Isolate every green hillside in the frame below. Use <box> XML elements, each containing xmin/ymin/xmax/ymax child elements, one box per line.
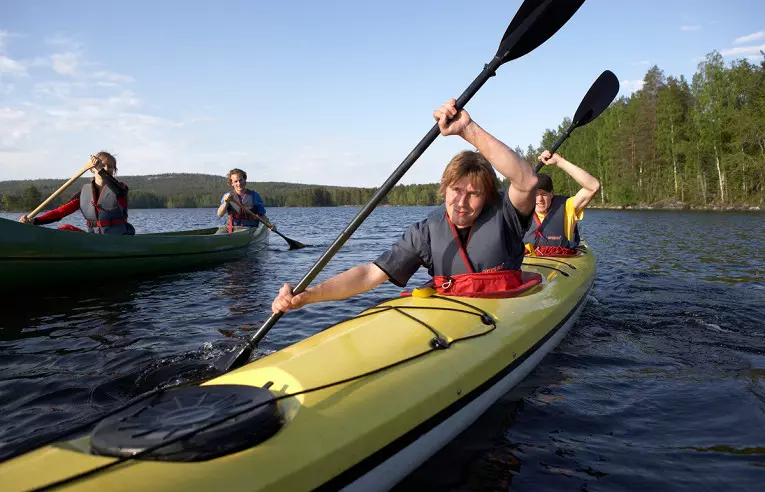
<box><xmin>0</xmin><ymin>174</ymin><xmax>441</xmax><ymax>211</ymax></box>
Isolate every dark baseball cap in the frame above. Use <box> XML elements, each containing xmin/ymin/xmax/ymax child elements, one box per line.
<box><xmin>537</xmin><ymin>173</ymin><xmax>554</xmax><ymax>193</ymax></box>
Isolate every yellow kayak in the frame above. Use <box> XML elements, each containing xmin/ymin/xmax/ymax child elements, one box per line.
<box><xmin>1</xmin><ymin>246</ymin><xmax>595</xmax><ymax>492</ymax></box>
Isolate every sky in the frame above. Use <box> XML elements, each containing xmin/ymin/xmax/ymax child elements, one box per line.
<box><xmin>1</xmin><ymin>0</ymin><xmax>764</xmax><ymax>186</ymax></box>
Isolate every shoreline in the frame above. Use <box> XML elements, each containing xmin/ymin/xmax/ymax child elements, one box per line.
<box><xmin>588</xmin><ymin>203</ymin><xmax>763</xmax><ymax>212</ymax></box>
<box><xmin>2</xmin><ymin>204</ymin><xmax>763</xmax><ymax>213</ymax></box>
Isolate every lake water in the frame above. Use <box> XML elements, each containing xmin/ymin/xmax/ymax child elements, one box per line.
<box><xmin>1</xmin><ymin>207</ymin><xmax>764</xmax><ymax>491</ymax></box>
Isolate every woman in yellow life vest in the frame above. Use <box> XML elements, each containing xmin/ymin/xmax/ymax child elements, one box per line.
<box><xmin>524</xmin><ymin>150</ymin><xmax>600</xmax><ymax>257</ymax></box>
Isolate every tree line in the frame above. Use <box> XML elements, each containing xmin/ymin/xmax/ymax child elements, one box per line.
<box><xmin>0</xmin><ymin>176</ymin><xmax>441</xmax><ymax>211</ymax></box>
<box><xmin>523</xmin><ymin>52</ymin><xmax>764</xmax><ymax>208</ymax></box>
<box><xmin>2</xmin><ymin>51</ymin><xmax>762</xmax><ymax>212</ymax></box>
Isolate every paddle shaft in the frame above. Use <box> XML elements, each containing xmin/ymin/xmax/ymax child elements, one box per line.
<box><xmin>27</xmin><ymin>163</ymin><xmax>93</xmax><ymax>219</ymax></box>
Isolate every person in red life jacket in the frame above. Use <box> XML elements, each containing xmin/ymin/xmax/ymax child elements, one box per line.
<box><xmin>216</xmin><ymin>168</ymin><xmax>273</xmax><ymax>232</ymax></box>
<box><xmin>18</xmin><ymin>152</ymin><xmax>134</xmax><ymax>235</ymax></box>
<box><xmin>271</xmin><ymin>98</ymin><xmax>538</xmax><ymax>314</ymax></box>
<box><xmin>523</xmin><ymin>150</ymin><xmax>600</xmax><ymax>257</ymax></box>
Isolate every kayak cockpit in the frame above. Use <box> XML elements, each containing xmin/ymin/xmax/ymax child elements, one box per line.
<box><xmin>89</xmin><ymin>385</ymin><xmax>282</xmax><ymax>461</ymax></box>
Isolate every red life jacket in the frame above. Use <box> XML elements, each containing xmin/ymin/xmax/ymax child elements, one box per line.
<box><xmin>432</xmin><ymin>213</ymin><xmax>540</xmax><ymax>298</ymax></box>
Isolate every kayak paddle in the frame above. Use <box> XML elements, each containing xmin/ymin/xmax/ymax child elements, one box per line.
<box><xmin>228</xmin><ymin>191</ymin><xmax>306</xmax><ymax>250</ymax></box>
<box><xmin>214</xmin><ymin>0</ymin><xmax>587</xmax><ymax>374</ymax></box>
<box><xmin>535</xmin><ymin>70</ymin><xmax>620</xmax><ymax>172</ymax></box>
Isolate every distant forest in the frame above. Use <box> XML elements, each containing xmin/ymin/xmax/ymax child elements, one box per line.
<box><xmin>2</xmin><ymin>52</ymin><xmax>763</xmax><ymax>212</ymax></box>
<box><xmin>0</xmin><ymin>174</ymin><xmax>438</xmax><ymax>211</ymax></box>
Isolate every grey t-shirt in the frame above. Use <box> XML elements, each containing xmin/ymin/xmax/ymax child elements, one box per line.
<box><xmin>374</xmin><ymin>192</ymin><xmax>531</xmax><ymax>287</ymax></box>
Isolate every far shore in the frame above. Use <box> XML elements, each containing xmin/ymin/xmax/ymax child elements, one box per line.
<box><xmin>587</xmin><ymin>203</ymin><xmax>762</xmax><ymax>212</ymax></box>
<box><xmin>2</xmin><ymin>203</ymin><xmax>763</xmax><ymax>214</ymax></box>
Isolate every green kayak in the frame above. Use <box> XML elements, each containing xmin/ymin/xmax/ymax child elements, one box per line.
<box><xmin>0</xmin><ymin>218</ymin><xmax>268</xmax><ymax>291</ymax></box>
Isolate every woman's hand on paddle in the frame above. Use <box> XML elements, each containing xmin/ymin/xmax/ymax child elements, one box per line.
<box><xmin>88</xmin><ymin>155</ymin><xmax>105</xmax><ymax>173</ymax></box>
<box><xmin>272</xmin><ymin>283</ymin><xmax>310</xmax><ymax>313</ymax></box>
<box><xmin>223</xmin><ymin>192</ymin><xmax>232</xmax><ymax>203</ymax></box>
<box><xmin>538</xmin><ymin>150</ymin><xmax>563</xmax><ymax>167</ymax></box>
<box><xmin>434</xmin><ymin>98</ymin><xmax>472</xmax><ymax>137</ymax></box>
<box><xmin>18</xmin><ymin>214</ymin><xmax>33</xmax><ymax>224</ymax></box>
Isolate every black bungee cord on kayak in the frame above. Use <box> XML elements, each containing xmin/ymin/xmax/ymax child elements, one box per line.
<box><xmin>355</xmin><ymin>295</ymin><xmax>496</xmax><ymax>349</ymax></box>
<box><xmin>31</xmin><ymin>297</ymin><xmax>497</xmax><ymax>491</ymax></box>
<box><xmin>526</xmin><ymin>256</ymin><xmax>578</xmax><ymax>270</ymax></box>
<box><xmin>521</xmin><ymin>262</ymin><xmax>570</xmax><ymax>277</ymax></box>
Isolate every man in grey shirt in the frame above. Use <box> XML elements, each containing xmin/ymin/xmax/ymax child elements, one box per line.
<box><xmin>272</xmin><ymin>98</ymin><xmax>538</xmax><ymax>313</ymax></box>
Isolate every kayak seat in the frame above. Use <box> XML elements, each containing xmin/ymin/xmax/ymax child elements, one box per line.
<box><xmin>90</xmin><ymin>384</ymin><xmax>282</xmax><ymax>461</ymax></box>
<box><xmin>401</xmin><ymin>271</ymin><xmax>543</xmax><ymax>298</ymax></box>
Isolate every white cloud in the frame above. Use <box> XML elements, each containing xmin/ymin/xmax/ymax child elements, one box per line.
<box><xmin>633</xmin><ymin>60</ymin><xmax>650</xmax><ymax>66</ymax></box>
<box><xmin>0</xmin><ymin>30</ymin><xmax>24</xmax><ymax>54</ymax></box>
<box><xmin>620</xmin><ymin>79</ymin><xmax>644</xmax><ymax>95</ymax></box>
<box><xmin>50</xmin><ymin>52</ymin><xmax>81</xmax><ymax>76</ymax></box>
<box><xmin>45</xmin><ymin>34</ymin><xmax>81</xmax><ymax>50</ymax></box>
<box><xmin>734</xmin><ymin>31</ymin><xmax>765</xmax><ymax>44</ymax></box>
<box><xmin>0</xmin><ymin>34</ymin><xmax>214</xmax><ymax>180</ymax></box>
<box><xmin>92</xmin><ymin>71</ymin><xmax>135</xmax><ymax>84</ymax></box>
<box><xmin>0</xmin><ymin>55</ymin><xmax>27</xmax><ymax>75</ymax></box>
<box><xmin>720</xmin><ymin>44</ymin><xmax>765</xmax><ymax>57</ymax></box>
<box><xmin>680</xmin><ymin>25</ymin><xmax>701</xmax><ymax>32</ymax></box>
<box><xmin>0</xmin><ymin>108</ymin><xmax>36</xmax><ymax>151</ymax></box>
<box><xmin>0</xmin><ymin>30</ymin><xmax>9</xmax><ymax>52</ymax></box>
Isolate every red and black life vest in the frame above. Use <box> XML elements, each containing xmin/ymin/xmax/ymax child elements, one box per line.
<box><xmin>79</xmin><ymin>182</ymin><xmax>130</xmax><ymax>235</ymax></box>
<box><xmin>228</xmin><ymin>191</ymin><xmax>262</xmax><ymax>231</ymax></box>
<box><xmin>523</xmin><ymin>195</ymin><xmax>580</xmax><ymax>257</ymax></box>
<box><xmin>429</xmin><ymin>210</ymin><xmax>536</xmax><ymax>298</ymax></box>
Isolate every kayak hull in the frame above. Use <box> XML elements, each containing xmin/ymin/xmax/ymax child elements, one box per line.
<box><xmin>338</xmin><ymin>289</ymin><xmax>588</xmax><ymax>491</ymax></box>
<box><xmin>0</xmin><ymin>246</ymin><xmax>595</xmax><ymax>492</ymax></box>
<box><xmin>0</xmin><ymin>218</ymin><xmax>268</xmax><ymax>291</ymax></box>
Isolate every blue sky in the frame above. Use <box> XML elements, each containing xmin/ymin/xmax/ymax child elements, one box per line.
<box><xmin>1</xmin><ymin>0</ymin><xmax>763</xmax><ymax>186</ymax></box>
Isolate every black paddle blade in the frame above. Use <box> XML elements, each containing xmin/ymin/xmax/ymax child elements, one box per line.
<box><xmin>284</xmin><ymin>236</ymin><xmax>306</xmax><ymax>250</ymax></box>
<box><xmin>213</xmin><ymin>344</ymin><xmax>253</xmax><ymax>374</ymax></box>
<box><xmin>572</xmin><ymin>70</ymin><xmax>620</xmax><ymax>127</ymax></box>
<box><xmin>270</xmin><ymin>228</ymin><xmax>306</xmax><ymax>250</ymax></box>
<box><xmin>497</xmin><ymin>0</ymin><xmax>586</xmax><ymax>63</ymax></box>
<box><xmin>287</xmin><ymin>240</ymin><xmax>306</xmax><ymax>250</ymax></box>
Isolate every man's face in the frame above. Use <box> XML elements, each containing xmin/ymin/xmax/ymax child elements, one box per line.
<box><xmin>535</xmin><ymin>189</ymin><xmax>553</xmax><ymax>214</ymax></box>
<box><xmin>445</xmin><ymin>176</ymin><xmax>486</xmax><ymax>228</ymax></box>
<box><xmin>231</xmin><ymin>174</ymin><xmax>246</xmax><ymax>194</ymax></box>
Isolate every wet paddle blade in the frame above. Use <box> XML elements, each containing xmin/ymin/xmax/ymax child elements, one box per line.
<box><xmin>572</xmin><ymin>70</ymin><xmax>620</xmax><ymax>127</ymax></box>
<box><xmin>496</xmin><ymin>0</ymin><xmax>586</xmax><ymax>63</ymax></box>
<box><xmin>280</xmin><ymin>233</ymin><xmax>306</xmax><ymax>250</ymax></box>
<box><xmin>213</xmin><ymin>344</ymin><xmax>253</xmax><ymax>374</ymax></box>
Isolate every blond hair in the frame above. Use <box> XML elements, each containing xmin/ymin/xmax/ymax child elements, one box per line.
<box><xmin>439</xmin><ymin>151</ymin><xmax>500</xmax><ymax>205</ymax></box>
